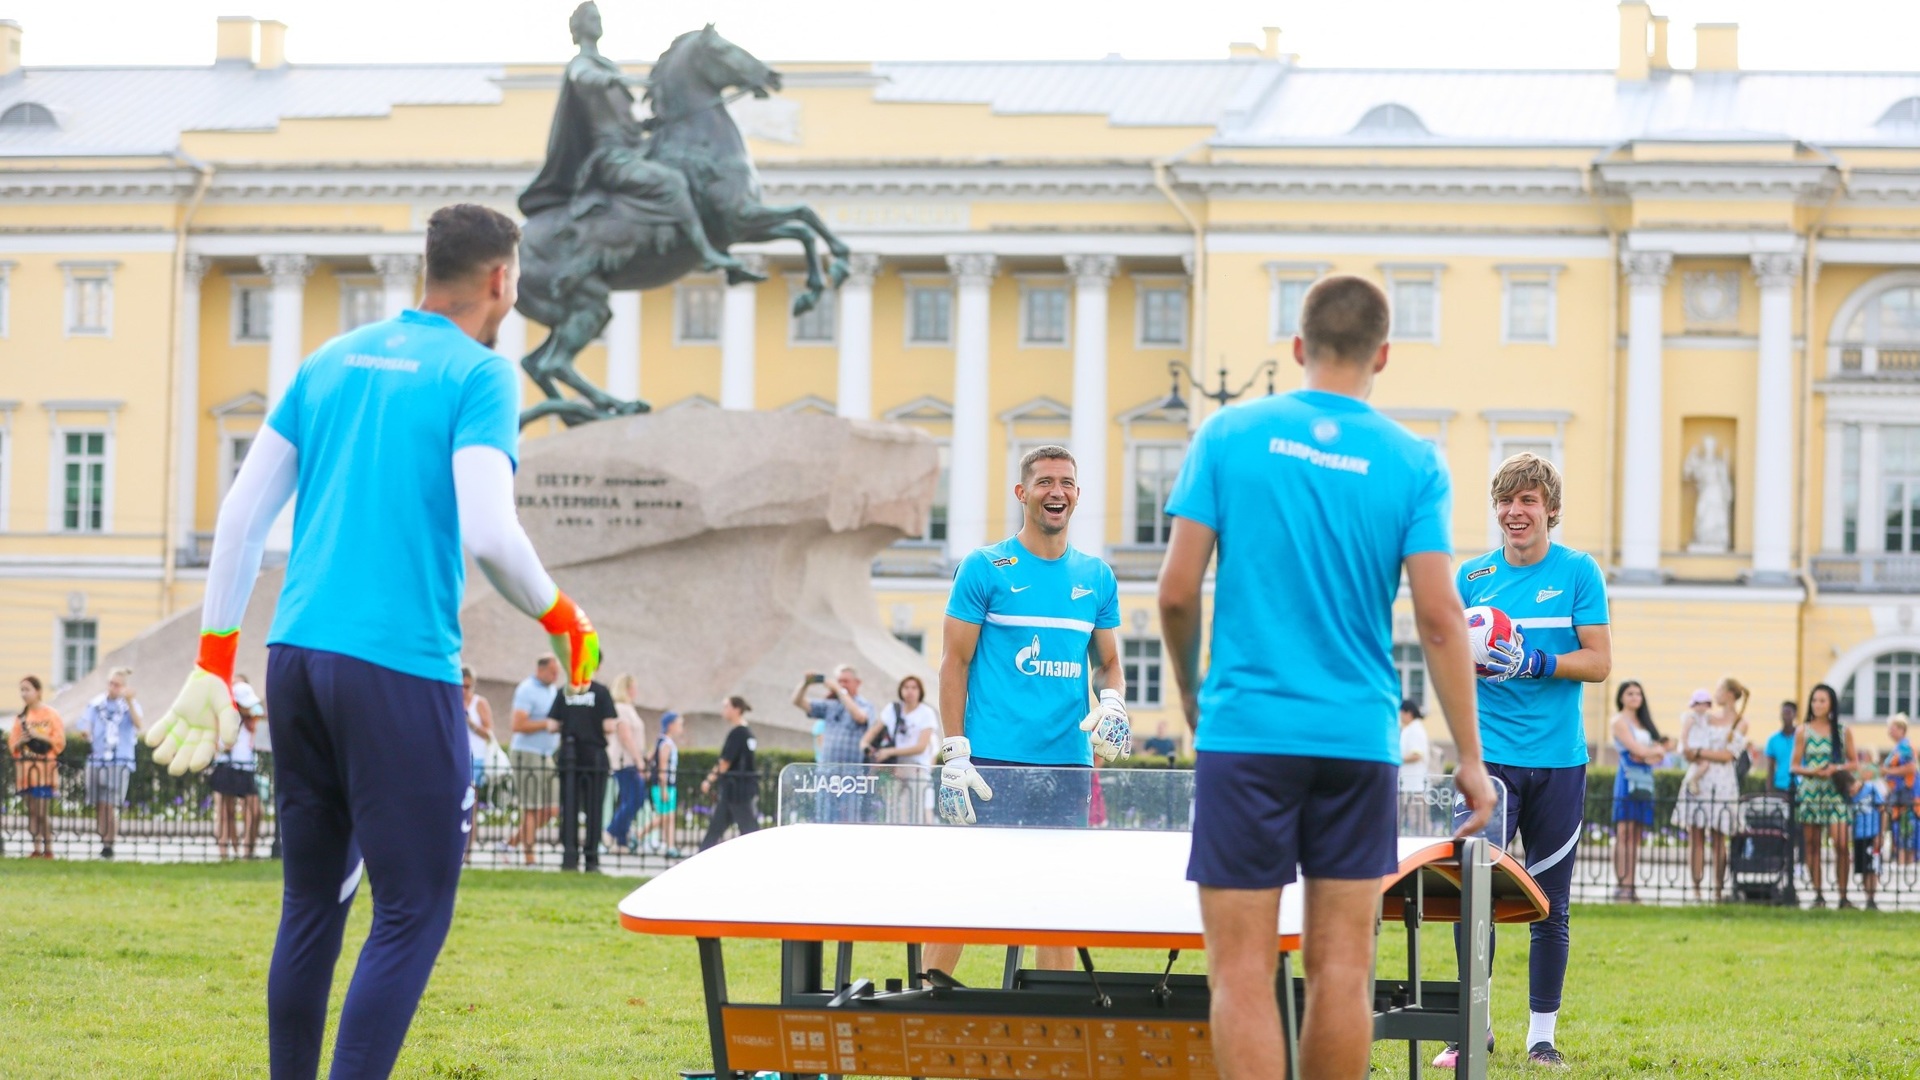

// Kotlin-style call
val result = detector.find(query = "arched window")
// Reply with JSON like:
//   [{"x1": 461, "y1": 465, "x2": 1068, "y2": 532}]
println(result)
[
  {"x1": 1842, "y1": 650, "x2": 1920, "y2": 722},
  {"x1": 1837, "y1": 284, "x2": 1920, "y2": 375},
  {"x1": 1350, "y1": 103, "x2": 1430, "y2": 136},
  {"x1": 0, "y1": 102, "x2": 56, "y2": 129},
  {"x1": 1878, "y1": 96, "x2": 1920, "y2": 131}
]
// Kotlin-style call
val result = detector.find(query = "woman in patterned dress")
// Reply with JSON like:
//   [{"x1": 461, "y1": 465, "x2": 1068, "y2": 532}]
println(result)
[
  {"x1": 1671, "y1": 677, "x2": 1749, "y2": 902},
  {"x1": 1791, "y1": 683, "x2": 1855, "y2": 908}
]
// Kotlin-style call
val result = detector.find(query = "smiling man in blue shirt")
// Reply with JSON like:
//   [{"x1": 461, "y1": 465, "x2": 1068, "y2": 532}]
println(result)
[{"x1": 1443, "y1": 452, "x2": 1612, "y2": 1070}]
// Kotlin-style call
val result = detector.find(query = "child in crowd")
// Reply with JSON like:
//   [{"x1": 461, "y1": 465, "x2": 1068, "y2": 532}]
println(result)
[
  {"x1": 638, "y1": 711, "x2": 684, "y2": 859},
  {"x1": 1848, "y1": 751, "x2": 1884, "y2": 911},
  {"x1": 1883, "y1": 714, "x2": 1916, "y2": 865}
]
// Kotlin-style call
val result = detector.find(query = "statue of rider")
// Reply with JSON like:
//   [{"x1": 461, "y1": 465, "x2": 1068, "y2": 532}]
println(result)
[{"x1": 520, "y1": 1, "x2": 764, "y2": 285}]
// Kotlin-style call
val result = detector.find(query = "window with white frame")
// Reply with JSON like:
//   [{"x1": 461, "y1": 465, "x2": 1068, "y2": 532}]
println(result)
[
  {"x1": 1393, "y1": 642, "x2": 1428, "y2": 708},
  {"x1": 1122, "y1": 637, "x2": 1163, "y2": 708},
  {"x1": 893, "y1": 630, "x2": 926, "y2": 655},
  {"x1": 1384, "y1": 268, "x2": 1440, "y2": 342},
  {"x1": 1137, "y1": 283, "x2": 1187, "y2": 347},
  {"x1": 1500, "y1": 267, "x2": 1558, "y2": 344},
  {"x1": 66, "y1": 267, "x2": 112, "y2": 336},
  {"x1": 1021, "y1": 283, "x2": 1069, "y2": 346},
  {"x1": 925, "y1": 443, "x2": 951, "y2": 542},
  {"x1": 676, "y1": 282, "x2": 722, "y2": 343},
  {"x1": 907, "y1": 284, "x2": 952, "y2": 344},
  {"x1": 233, "y1": 282, "x2": 272, "y2": 343},
  {"x1": 1272, "y1": 277, "x2": 1314, "y2": 340},
  {"x1": 1835, "y1": 423, "x2": 1920, "y2": 554},
  {"x1": 1131, "y1": 442, "x2": 1185, "y2": 546},
  {"x1": 60, "y1": 618, "x2": 98, "y2": 686},
  {"x1": 340, "y1": 283, "x2": 384, "y2": 331},
  {"x1": 790, "y1": 286, "x2": 835, "y2": 344},
  {"x1": 60, "y1": 430, "x2": 108, "y2": 533},
  {"x1": 1838, "y1": 284, "x2": 1920, "y2": 375},
  {"x1": 224, "y1": 434, "x2": 254, "y2": 499},
  {"x1": 1873, "y1": 651, "x2": 1920, "y2": 720}
]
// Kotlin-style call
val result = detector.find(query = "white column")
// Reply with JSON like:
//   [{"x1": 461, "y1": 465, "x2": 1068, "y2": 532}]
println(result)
[
  {"x1": 946, "y1": 253, "x2": 998, "y2": 560},
  {"x1": 495, "y1": 308, "x2": 528, "y2": 364},
  {"x1": 1750, "y1": 253, "x2": 1800, "y2": 582},
  {"x1": 260, "y1": 255, "x2": 312, "y2": 408},
  {"x1": 1065, "y1": 254, "x2": 1117, "y2": 555},
  {"x1": 720, "y1": 254, "x2": 766, "y2": 411},
  {"x1": 174, "y1": 256, "x2": 209, "y2": 558},
  {"x1": 835, "y1": 254, "x2": 882, "y2": 420},
  {"x1": 371, "y1": 253, "x2": 420, "y2": 319},
  {"x1": 1618, "y1": 251, "x2": 1672, "y2": 581},
  {"x1": 605, "y1": 290, "x2": 641, "y2": 402},
  {"x1": 1860, "y1": 423, "x2": 1885, "y2": 555},
  {"x1": 1821, "y1": 420, "x2": 1845, "y2": 554}
]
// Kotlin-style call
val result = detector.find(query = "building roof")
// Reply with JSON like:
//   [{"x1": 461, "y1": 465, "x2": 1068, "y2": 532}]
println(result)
[
  {"x1": 0, "y1": 63, "x2": 505, "y2": 157},
  {"x1": 3, "y1": 56, "x2": 1920, "y2": 159}
]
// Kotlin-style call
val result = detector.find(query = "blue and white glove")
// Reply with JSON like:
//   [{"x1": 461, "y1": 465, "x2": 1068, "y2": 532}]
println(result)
[
  {"x1": 1079, "y1": 689, "x2": 1132, "y2": 762},
  {"x1": 938, "y1": 735, "x2": 993, "y2": 825},
  {"x1": 1485, "y1": 629, "x2": 1557, "y2": 684}
]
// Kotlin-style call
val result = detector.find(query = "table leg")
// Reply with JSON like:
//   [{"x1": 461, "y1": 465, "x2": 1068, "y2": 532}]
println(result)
[
  {"x1": 1277, "y1": 950, "x2": 1300, "y2": 1080},
  {"x1": 906, "y1": 942, "x2": 924, "y2": 989},
  {"x1": 1456, "y1": 837, "x2": 1491, "y2": 1080},
  {"x1": 1001, "y1": 946, "x2": 1023, "y2": 990},
  {"x1": 697, "y1": 938, "x2": 732, "y2": 1080},
  {"x1": 1408, "y1": 870, "x2": 1424, "y2": 1080}
]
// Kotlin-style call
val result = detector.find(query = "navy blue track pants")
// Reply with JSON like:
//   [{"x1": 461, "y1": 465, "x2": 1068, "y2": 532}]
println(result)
[
  {"x1": 265, "y1": 645, "x2": 470, "y2": 1080},
  {"x1": 1455, "y1": 762, "x2": 1586, "y2": 1015}
]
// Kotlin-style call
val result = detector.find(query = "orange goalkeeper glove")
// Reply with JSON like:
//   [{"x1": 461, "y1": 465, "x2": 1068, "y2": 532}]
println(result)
[{"x1": 539, "y1": 591, "x2": 600, "y2": 691}]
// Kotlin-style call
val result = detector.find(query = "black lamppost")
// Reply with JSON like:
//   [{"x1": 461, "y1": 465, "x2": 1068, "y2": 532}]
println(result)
[{"x1": 1162, "y1": 358, "x2": 1279, "y2": 413}]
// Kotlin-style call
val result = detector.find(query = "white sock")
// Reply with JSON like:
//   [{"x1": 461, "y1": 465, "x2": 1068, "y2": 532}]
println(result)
[{"x1": 1528, "y1": 1010, "x2": 1559, "y2": 1048}]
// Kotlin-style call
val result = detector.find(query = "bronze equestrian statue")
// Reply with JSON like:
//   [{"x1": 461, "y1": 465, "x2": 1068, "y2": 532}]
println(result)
[{"x1": 514, "y1": 3, "x2": 853, "y2": 427}]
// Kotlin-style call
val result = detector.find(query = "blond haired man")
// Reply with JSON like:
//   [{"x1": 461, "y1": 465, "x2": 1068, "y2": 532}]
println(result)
[{"x1": 1442, "y1": 452, "x2": 1612, "y2": 1069}]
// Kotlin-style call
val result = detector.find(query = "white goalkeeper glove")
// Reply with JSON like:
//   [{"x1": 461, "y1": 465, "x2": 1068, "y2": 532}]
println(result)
[
  {"x1": 146, "y1": 631, "x2": 242, "y2": 777},
  {"x1": 938, "y1": 735, "x2": 993, "y2": 825},
  {"x1": 1079, "y1": 689, "x2": 1132, "y2": 763}
]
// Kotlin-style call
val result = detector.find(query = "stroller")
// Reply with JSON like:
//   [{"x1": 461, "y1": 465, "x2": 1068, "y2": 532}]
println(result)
[{"x1": 1730, "y1": 792, "x2": 1796, "y2": 904}]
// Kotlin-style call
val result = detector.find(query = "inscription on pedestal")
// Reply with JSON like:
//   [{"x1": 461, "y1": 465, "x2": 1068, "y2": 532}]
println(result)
[{"x1": 517, "y1": 471, "x2": 687, "y2": 530}]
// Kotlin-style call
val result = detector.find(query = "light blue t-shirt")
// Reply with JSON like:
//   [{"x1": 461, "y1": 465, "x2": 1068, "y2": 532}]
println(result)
[
  {"x1": 508, "y1": 675, "x2": 561, "y2": 756},
  {"x1": 1165, "y1": 390, "x2": 1452, "y2": 765},
  {"x1": 1765, "y1": 730, "x2": 1798, "y2": 790},
  {"x1": 266, "y1": 310, "x2": 520, "y2": 684},
  {"x1": 946, "y1": 535, "x2": 1120, "y2": 766},
  {"x1": 1455, "y1": 543, "x2": 1609, "y2": 769}
]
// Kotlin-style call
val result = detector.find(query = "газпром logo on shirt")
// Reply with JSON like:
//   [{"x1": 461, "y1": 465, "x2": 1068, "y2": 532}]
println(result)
[{"x1": 1014, "y1": 635, "x2": 1083, "y2": 679}]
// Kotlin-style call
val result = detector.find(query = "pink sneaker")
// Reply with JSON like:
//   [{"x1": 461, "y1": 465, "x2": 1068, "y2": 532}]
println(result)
[{"x1": 1431, "y1": 1034, "x2": 1495, "y2": 1070}]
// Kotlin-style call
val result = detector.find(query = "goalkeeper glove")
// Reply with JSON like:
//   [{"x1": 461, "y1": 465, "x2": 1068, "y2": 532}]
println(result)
[
  {"x1": 1079, "y1": 689, "x2": 1132, "y2": 762},
  {"x1": 539, "y1": 591, "x2": 600, "y2": 691},
  {"x1": 1485, "y1": 629, "x2": 1556, "y2": 684},
  {"x1": 146, "y1": 630, "x2": 242, "y2": 777},
  {"x1": 937, "y1": 736, "x2": 993, "y2": 826}
]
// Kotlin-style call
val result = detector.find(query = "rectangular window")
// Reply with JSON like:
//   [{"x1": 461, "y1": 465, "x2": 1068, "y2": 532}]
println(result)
[
  {"x1": 926, "y1": 443, "x2": 951, "y2": 542},
  {"x1": 1132, "y1": 443, "x2": 1185, "y2": 545},
  {"x1": 677, "y1": 283, "x2": 722, "y2": 343},
  {"x1": 1139, "y1": 286, "x2": 1187, "y2": 346},
  {"x1": 341, "y1": 284, "x2": 384, "y2": 331},
  {"x1": 1122, "y1": 637, "x2": 1163, "y2": 707},
  {"x1": 1843, "y1": 423, "x2": 1860, "y2": 554},
  {"x1": 1272, "y1": 278, "x2": 1313, "y2": 339},
  {"x1": 228, "y1": 435, "x2": 254, "y2": 495},
  {"x1": 792, "y1": 288, "x2": 836, "y2": 343},
  {"x1": 1886, "y1": 425, "x2": 1920, "y2": 554},
  {"x1": 1389, "y1": 273, "x2": 1439, "y2": 342},
  {"x1": 61, "y1": 618, "x2": 98, "y2": 686},
  {"x1": 907, "y1": 286, "x2": 952, "y2": 344},
  {"x1": 61, "y1": 430, "x2": 107, "y2": 533},
  {"x1": 1022, "y1": 285, "x2": 1068, "y2": 346},
  {"x1": 1393, "y1": 642, "x2": 1428, "y2": 708},
  {"x1": 69, "y1": 272, "x2": 112, "y2": 335},
  {"x1": 1504, "y1": 278, "x2": 1554, "y2": 343},
  {"x1": 235, "y1": 285, "x2": 272, "y2": 342},
  {"x1": 1874, "y1": 651, "x2": 1920, "y2": 720},
  {"x1": 893, "y1": 630, "x2": 926, "y2": 655}
]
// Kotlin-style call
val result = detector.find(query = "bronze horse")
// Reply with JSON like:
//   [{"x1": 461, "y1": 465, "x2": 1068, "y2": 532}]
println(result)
[{"x1": 514, "y1": 25, "x2": 852, "y2": 426}]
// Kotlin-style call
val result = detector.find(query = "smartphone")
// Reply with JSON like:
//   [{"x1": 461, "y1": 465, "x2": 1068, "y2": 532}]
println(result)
[{"x1": 807, "y1": 673, "x2": 826, "y2": 684}]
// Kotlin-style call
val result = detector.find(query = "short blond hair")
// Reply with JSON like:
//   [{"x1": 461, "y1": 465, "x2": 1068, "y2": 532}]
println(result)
[
  {"x1": 107, "y1": 667, "x2": 133, "y2": 682},
  {"x1": 1490, "y1": 452, "x2": 1563, "y2": 530}
]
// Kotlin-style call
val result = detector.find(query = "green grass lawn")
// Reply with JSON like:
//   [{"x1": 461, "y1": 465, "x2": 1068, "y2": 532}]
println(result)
[{"x1": 4, "y1": 859, "x2": 1919, "y2": 1078}]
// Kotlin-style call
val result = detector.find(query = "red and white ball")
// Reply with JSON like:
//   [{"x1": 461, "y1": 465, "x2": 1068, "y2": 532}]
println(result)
[{"x1": 1464, "y1": 606, "x2": 1517, "y2": 677}]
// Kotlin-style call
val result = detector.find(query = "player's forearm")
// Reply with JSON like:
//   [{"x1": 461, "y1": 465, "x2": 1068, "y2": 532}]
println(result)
[
  {"x1": 939, "y1": 654, "x2": 970, "y2": 741},
  {"x1": 454, "y1": 446, "x2": 561, "y2": 620},
  {"x1": 1158, "y1": 594, "x2": 1203, "y2": 725},
  {"x1": 202, "y1": 426, "x2": 299, "y2": 635},
  {"x1": 1549, "y1": 649, "x2": 1611, "y2": 683}
]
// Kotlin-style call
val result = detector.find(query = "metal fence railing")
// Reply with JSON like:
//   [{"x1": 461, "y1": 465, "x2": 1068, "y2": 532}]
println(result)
[{"x1": 1, "y1": 753, "x2": 781, "y2": 868}]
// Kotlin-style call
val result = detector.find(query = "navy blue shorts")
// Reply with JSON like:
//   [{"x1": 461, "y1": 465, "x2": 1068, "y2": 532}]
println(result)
[
  {"x1": 970, "y1": 756, "x2": 1091, "y2": 828},
  {"x1": 1188, "y1": 750, "x2": 1398, "y2": 889}
]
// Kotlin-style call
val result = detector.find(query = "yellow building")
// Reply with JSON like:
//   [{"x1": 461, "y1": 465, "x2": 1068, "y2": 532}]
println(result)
[{"x1": 2, "y1": 6, "x2": 1918, "y2": 754}]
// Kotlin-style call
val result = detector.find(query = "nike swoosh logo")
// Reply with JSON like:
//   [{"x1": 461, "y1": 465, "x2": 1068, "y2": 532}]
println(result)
[
  {"x1": 1536, "y1": 589, "x2": 1562, "y2": 603},
  {"x1": 1010, "y1": 585, "x2": 1030, "y2": 593},
  {"x1": 1071, "y1": 587, "x2": 1093, "y2": 600}
]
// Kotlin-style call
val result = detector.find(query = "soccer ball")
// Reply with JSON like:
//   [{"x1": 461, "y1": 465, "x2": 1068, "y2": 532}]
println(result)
[{"x1": 1464, "y1": 606, "x2": 1516, "y2": 677}]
